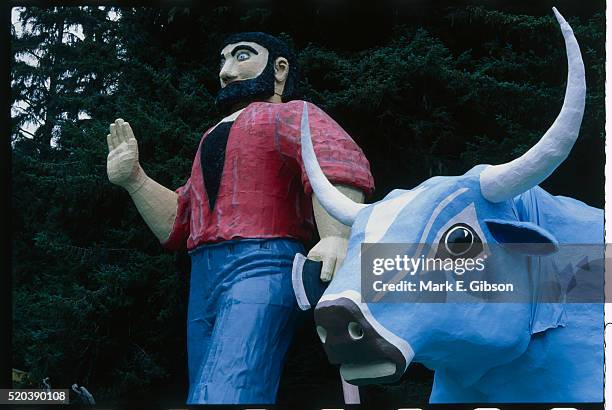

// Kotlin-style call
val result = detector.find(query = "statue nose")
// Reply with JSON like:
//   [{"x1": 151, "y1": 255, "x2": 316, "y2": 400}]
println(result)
[
  {"x1": 313, "y1": 294, "x2": 409, "y2": 385},
  {"x1": 314, "y1": 297, "x2": 373, "y2": 363},
  {"x1": 315, "y1": 321, "x2": 363, "y2": 345},
  {"x1": 219, "y1": 64, "x2": 238, "y2": 85},
  {"x1": 220, "y1": 74, "x2": 237, "y2": 86}
]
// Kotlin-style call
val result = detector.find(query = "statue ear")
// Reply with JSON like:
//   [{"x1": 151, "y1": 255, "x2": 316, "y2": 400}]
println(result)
[
  {"x1": 485, "y1": 218, "x2": 566, "y2": 334},
  {"x1": 484, "y1": 219, "x2": 558, "y2": 255},
  {"x1": 274, "y1": 57, "x2": 289, "y2": 83}
]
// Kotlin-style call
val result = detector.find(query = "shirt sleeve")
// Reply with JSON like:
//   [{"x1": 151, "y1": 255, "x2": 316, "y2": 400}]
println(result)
[
  {"x1": 276, "y1": 101, "x2": 375, "y2": 197},
  {"x1": 160, "y1": 178, "x2": 191, "y2": 251}
]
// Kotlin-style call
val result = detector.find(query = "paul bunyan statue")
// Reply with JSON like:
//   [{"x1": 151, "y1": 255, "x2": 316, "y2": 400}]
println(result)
[{"x1": 105, "y1": 32, "x2": 374, "y2": 404}]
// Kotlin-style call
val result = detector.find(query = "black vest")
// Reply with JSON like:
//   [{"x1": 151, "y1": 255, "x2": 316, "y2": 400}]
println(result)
[{"x1": 200, "y1": 121, "x2": 233, "y2": 210}]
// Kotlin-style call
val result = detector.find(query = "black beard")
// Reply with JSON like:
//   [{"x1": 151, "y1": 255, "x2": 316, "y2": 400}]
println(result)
[{"x1": 215, "y1": 62, "x2": 276, "y2": 114}]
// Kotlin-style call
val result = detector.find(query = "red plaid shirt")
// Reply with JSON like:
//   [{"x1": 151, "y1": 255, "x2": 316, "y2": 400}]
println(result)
[{"x1": 162, "y1": 100, "x2": 374, "y2": 251}]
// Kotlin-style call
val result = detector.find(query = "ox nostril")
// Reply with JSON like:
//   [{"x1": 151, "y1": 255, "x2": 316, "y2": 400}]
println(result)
[
  {"x1": 348, "y1": 321, "x2": 364, "y2": 340},
  {"x1": 316, "y1": 325, "x2": 327, "y2": 343}
]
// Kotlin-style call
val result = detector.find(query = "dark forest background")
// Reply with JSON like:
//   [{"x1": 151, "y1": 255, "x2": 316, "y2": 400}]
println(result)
[{"x1": 10, "y1": 1, "x2": 605, "y2": 407}]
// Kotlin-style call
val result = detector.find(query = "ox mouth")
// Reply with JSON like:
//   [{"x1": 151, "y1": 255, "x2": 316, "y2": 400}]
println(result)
[{"x1": 340, "y1": 360, "x2": 398, "y2": 385}]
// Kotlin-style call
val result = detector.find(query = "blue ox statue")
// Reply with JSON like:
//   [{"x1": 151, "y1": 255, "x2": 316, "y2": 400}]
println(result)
[{"x1": 300, "y1": 8, "x2": 603, "y2": 403}]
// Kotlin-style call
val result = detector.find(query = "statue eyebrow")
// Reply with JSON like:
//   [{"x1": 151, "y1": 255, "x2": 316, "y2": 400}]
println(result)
[{"x1": 230, "y1": 45, "x2": 259, "y2": 56}]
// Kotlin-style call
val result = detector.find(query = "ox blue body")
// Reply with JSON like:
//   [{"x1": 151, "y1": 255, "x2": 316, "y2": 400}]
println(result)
[{"x1": 324, "y1": 167, "x2": 603, "y2": 402}]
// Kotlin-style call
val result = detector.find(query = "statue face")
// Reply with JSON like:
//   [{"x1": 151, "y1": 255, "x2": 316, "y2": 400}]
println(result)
[
  {"x1": 219, "y1": 42, "x2": 270, "y2": 88},
  {"x1": 215, "y1": 41, "x2": 277, "y2": 113}
]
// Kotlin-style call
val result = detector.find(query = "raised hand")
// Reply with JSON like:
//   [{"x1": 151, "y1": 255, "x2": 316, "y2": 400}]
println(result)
[{"x1": 106, "y1": 118, "x2": 143, "y2": 191}]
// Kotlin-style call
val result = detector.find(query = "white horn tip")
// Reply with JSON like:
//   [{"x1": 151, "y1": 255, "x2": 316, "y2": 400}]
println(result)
[{"x1": 552, "y1": 7, "x2": 570, "y2": 31}]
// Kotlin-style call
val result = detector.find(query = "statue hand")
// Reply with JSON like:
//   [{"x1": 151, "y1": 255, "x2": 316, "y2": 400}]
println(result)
[
  {"x1": 106, "y1": 118, "x2": 143, "y2": 192},
  {"x1": 308, "y1": 236, "x2": 349, "y2": 282}
]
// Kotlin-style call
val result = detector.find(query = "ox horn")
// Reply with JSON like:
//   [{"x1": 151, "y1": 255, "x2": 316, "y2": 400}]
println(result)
[
  {"x1": 301, "y1": 102, "x2": 367, "y2": 225},
  {"x1": 480, "y1": 8, "x2": 586, "y2": 203}
]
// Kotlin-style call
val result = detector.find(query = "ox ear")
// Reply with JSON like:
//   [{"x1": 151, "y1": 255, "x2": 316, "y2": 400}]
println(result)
[{"x1": 484, "y1": 219, "x2": 559, "y2": 255}]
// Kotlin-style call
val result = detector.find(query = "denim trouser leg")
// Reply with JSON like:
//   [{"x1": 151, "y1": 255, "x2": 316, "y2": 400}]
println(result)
[{"x1": 186, "y1": 238, "x2": 304, "y2": 404}]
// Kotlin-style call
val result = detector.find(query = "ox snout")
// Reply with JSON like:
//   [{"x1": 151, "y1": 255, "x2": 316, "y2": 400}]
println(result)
[{"x1": 314, "y1": 293, "x2": 412, "y2": 385}]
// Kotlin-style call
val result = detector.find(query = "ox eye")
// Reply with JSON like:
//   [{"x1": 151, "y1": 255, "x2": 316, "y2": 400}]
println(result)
[{"x1": 440, "y1": 223, "x2": 482, "y2": 258}]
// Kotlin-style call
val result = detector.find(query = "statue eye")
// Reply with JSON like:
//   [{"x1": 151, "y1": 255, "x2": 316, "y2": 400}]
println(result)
[
  {"x1": 440, "y1": 223, "x2": 482, "y2": 257},
  {"x1": 236, "y1": 51, "x2": 250, "y2": 61}
]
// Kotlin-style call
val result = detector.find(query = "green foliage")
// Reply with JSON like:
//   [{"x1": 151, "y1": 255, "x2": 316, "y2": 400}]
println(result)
[{"x1": 11, "y1": 4, "x2": 604, "y2": 405}]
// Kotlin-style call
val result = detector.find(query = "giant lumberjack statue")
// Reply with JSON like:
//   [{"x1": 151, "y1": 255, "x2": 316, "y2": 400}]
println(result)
[{"x1": 105, "y1": 32, "x2": 374, "y2": 404}]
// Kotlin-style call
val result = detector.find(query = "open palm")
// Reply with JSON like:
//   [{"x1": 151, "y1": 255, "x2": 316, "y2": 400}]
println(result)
[{"x1": 106, "y1": 118, "x2": 141, "y2": 188}]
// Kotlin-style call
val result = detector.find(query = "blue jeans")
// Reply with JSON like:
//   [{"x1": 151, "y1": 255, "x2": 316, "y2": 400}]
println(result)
[{"x1": 186, "y1": 238, "x2": 304, "y2": 404}]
